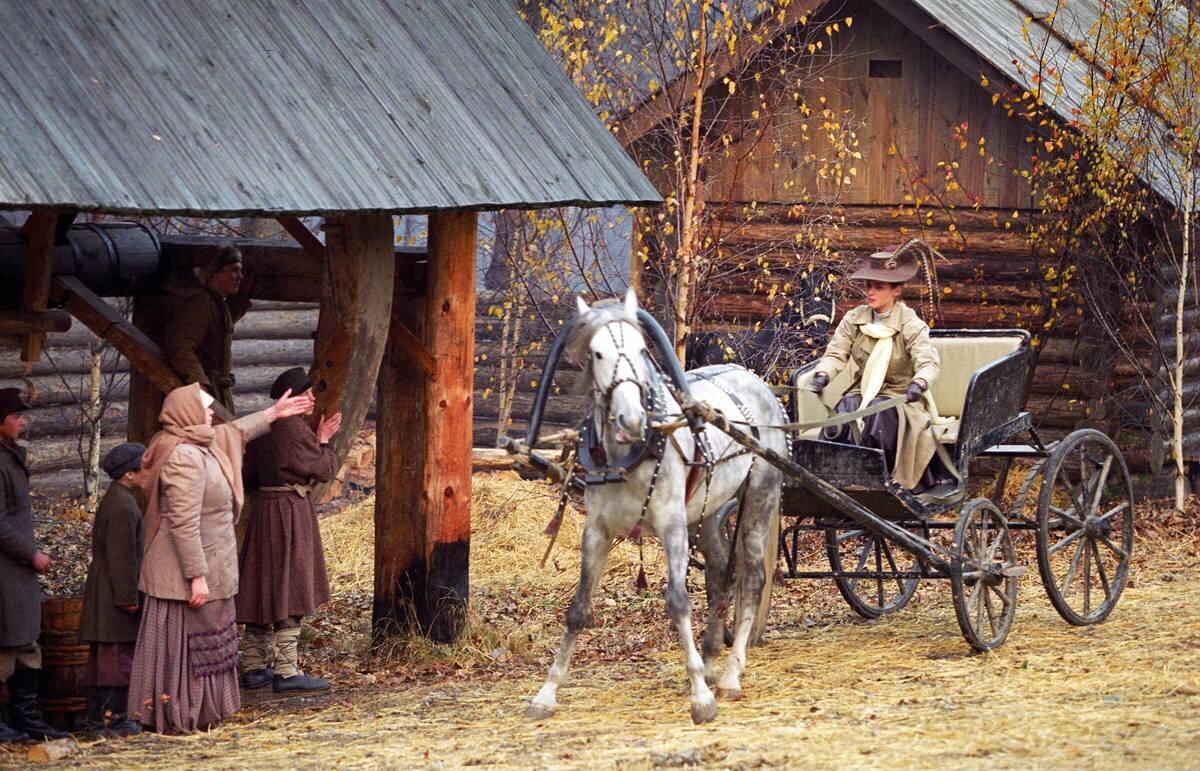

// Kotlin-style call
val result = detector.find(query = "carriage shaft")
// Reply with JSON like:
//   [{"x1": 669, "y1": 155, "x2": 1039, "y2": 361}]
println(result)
[{"x1": 685, "y1": 402, "x2": 955, "y2": 575}]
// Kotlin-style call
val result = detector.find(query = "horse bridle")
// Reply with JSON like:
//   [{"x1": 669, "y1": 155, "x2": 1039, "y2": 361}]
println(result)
[{"x1": 578, "y1": 320, "x2": 668, "y2": 484}]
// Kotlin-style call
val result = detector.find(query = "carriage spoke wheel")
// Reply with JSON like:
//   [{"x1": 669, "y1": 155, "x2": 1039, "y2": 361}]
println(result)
[
  {"x1": 951, "y1": 499, "x2": 1019, "y2": 652},
  {"x1": 1036, "y1": 429, "x2": 1134, "y2": 625},
  {"x1": 825, "y1": 523, "x2": 919, "y2": 619}
]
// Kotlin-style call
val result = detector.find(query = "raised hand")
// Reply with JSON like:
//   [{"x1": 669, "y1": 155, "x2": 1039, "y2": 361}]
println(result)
[{"x1": 316, "y1": 412, "x2": 343, "y2": 445}]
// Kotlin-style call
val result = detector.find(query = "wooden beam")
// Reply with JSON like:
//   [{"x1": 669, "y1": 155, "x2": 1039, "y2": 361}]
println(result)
[
  {"x1": 52, "y1": 276, "x2": 233, "y2": 423},
  {"x1": 0, "y1": 310, "x2": 72, "y2": 335},
  {"x1": 309, "y1": 215, "x2": 395, "y2": 478},
  {"x1": 19, "y1": 210, "x2": 57, "y2": 362},
  {"x1": 389, "y1": 321, "x2": 436, "y2": 377},
  {"x1": 276, "y1": 217, "x2": 327, "y2": 263},
  {"x1": 420, "y1": 210, "x2": 477, "y2": 641}
]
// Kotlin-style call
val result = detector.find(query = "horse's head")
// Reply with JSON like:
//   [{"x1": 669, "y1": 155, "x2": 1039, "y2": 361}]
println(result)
[{"x1": 574, "y1": 288, "x2": 652, "y2": 445}]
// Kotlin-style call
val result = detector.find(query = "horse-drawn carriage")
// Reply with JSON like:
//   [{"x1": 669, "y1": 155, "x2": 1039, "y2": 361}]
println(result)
[{"x1": 506, "y1": 292, "x2": 1135, "y2": 723}]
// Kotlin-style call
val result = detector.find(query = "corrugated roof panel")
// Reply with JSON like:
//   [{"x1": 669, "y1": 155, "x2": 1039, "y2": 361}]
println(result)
[{"x1": 0, "y1": 0, "x2": 661, "y2": 216}]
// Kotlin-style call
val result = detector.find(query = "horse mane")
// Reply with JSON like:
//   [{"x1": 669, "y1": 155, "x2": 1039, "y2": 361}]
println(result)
[{"x1": 565, "y1": 299, "x2": 639, "y2": 395}]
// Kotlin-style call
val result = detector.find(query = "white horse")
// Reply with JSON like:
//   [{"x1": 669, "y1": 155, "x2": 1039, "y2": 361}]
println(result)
[{"x1": 525, "y1": 289, "x2": 786, "y2": 724}]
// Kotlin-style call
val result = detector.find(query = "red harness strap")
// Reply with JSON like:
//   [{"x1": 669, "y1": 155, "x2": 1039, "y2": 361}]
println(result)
[{"x1": 684, "y1": 440, "x2": 705, "y2": 504}]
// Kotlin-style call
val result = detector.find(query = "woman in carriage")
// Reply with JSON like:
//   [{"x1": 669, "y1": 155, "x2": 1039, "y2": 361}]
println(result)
[{"x1": 808, "y1": 242, "x2": 955, "y2": 497}]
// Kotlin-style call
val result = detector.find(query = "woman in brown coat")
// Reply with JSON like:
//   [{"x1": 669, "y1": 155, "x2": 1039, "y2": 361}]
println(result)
[
  {"x1": 79, "y1": 442, "x2": 148, "y2": 737},
  {"x1": 127, "y1": 382, "x2": 314, "y2": 734},
  {"x1": 237, "y1": 367, "x2": 342, "y2": 693}
]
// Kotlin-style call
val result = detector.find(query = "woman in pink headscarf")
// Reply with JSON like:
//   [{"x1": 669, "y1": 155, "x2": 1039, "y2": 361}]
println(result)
[{"x1": 127, "y1": 383, "x2": 314, "y2": 734}]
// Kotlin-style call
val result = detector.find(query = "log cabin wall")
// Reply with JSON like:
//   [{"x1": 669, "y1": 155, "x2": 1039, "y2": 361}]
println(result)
[
  {"x1": 0, "y1": 301, "x2": 319, "y2": 493},
  {"x1": 628, "y1": 0, "x2": 1158, "y2": 466}
]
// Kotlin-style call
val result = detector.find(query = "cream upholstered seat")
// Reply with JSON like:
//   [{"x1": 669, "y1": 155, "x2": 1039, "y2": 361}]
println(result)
[{"x1": 792, "y1": 334, "x2": 1025, "y2": 444}]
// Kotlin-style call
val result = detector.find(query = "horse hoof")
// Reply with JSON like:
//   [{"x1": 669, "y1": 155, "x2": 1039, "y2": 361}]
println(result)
[
  {"x1": 716, "y1": 687, "x2": 743, "y2": 701},
  {"x1": 690, "y1": 698, "x2": 718, "y2": 724},
  {"x1": 525, "y1": 701, "x2": 557, "y2": 720}
]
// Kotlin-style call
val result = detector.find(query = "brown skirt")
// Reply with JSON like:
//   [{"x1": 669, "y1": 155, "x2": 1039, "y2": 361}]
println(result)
[
  {"x1": 236, "y1": 494, "x2": 331, "y2": 625},
  {"x1": 83, "y1": 641, "x2": 135, "y2": 688},
  {"x1": 127, "y1": 596, "x2": 240, "y2": 734}
]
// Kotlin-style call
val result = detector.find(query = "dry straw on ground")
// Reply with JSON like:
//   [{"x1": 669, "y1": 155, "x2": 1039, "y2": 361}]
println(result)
[{"x1": 9, "y1": 474, "x2": 1198, "y2": 769}]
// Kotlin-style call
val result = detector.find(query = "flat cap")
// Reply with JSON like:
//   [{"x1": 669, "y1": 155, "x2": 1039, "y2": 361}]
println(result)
[
  {"x1": 269, "y1": 367, "x2": 313, "y2": 400},
  {"x1": 0, "y1": 388, "x2": 31, "y2": 421},
  {"x1": 102, "y1": 442, "x2": 145, "y2": 480}
]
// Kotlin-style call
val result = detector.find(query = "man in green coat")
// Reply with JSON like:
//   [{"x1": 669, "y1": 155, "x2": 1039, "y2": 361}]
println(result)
[
  {"x1": 163, "y1": 245, "x2": 252, "y2": 415},
  {"x1": 79, "y1": 443, "x2": 147, "y2": 737},
  {"x1": 0, "y1": 389, "x2": 68, "y2": 743}
]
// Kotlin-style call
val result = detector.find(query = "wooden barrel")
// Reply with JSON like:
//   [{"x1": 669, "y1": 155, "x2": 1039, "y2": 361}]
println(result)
[{"x1": 38, "y1": 597, "x2": 88, "y2": 728}]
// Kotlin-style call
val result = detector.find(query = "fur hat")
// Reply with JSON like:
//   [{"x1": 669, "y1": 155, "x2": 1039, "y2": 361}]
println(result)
[{"x1": 195, "y1": 245, "x2": 243, "y2": 283}]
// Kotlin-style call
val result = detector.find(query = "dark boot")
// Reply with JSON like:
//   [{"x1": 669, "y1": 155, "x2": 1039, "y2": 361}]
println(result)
[
  {"x1": 0, "y1": 718, "x2": 30, "y2": 743},
  {"x1": 6, "y1": 669, "x2": 68, "y2": 740},
  {"x1": 272, "y1": 672, "x2": 329, "y2": 693}
]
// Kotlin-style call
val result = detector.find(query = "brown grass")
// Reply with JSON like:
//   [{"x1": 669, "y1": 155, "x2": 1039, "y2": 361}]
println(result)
[{"x1": 8, "y1": 474, "x2": 1198, "y2": 769}]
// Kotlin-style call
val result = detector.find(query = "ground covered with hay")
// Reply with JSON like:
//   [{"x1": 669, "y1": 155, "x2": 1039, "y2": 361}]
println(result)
[{"x1": 5, "y1": 473, "x2": 1199, "y2": 769}]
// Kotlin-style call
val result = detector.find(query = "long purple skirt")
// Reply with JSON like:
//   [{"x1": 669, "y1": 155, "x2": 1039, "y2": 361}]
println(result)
[{"x1": 127, "y1": 596, "x2": 240, "y2": 734}]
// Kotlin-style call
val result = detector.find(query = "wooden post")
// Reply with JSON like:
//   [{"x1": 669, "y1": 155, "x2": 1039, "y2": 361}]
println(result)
[
  {"x1": 374, "y1": 211, "x2": 476, "y2": 642},
  {"x1": 374, "y1": 253, "x2": 427, "y2": 637},
  {"x1": 309, "y1": 215, "x2": 395, "y2": 473},
  {"x1": 19, "y1": 210, "x2": 57, "y2": 363}
]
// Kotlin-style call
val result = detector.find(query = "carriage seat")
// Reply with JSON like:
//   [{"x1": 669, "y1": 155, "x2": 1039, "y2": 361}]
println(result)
[{"x1": 791, "y1": 332, "x2": 1027, "y2": 445}]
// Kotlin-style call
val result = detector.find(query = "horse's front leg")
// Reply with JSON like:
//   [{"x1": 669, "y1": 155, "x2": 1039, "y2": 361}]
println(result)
[
  {"x1": 526, "y1": 519, "x2": 613, "y2": 720},
  {"x1": 661, "y1": 515, "x2": 718, "y2": 724},
  {"x1": 717, "y1": 500, "x2": 773, "y2": 699}
]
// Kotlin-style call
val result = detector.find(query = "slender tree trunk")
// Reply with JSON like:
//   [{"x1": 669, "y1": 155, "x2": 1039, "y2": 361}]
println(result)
[
  {"x1": 1174, "y1": 167, "x2": 1192, "y2": 512},
  {"x1": 674, "y1": 2, "x2": 710, "y2": 363},
  {"x1": 84, "y1": 343, "x2": 103, "y2": 512}
]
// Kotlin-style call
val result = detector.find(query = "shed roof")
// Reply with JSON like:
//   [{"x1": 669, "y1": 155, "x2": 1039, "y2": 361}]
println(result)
[{"x1": 0, "y1": 0, "x2": 660, "y2": 217}]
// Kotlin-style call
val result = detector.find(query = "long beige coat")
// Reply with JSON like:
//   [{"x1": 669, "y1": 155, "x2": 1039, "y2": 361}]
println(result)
[
  {"x1": 138, "y1": 413, "x2": 269, "y2": 602},
  {"x1": 814, "y1": 302, "x2": 941, "y2": 488}
]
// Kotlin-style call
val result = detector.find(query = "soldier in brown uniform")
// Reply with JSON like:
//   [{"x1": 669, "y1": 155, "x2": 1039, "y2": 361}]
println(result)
[
  {"x1": 164, "y1": 245, "x2": 251, "y2": 415},
  {"x1": 79, "y1": 442, "x2": 147, "y2": 737},
  {"x1": 0, "y1": 389, "x2": 68, "y2": 743},
  {"x1": 237, "y1": 368, "x2": 342, "y2": 693}
]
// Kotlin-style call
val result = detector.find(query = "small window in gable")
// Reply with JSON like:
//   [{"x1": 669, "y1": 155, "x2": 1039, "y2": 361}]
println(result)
[{"x1": 869, "y1": 59, "x2": 903, "y2": 78}]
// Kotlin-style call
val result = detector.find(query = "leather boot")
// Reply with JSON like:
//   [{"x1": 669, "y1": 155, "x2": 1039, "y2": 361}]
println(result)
[
  {"x1": 0, "y1": 716, "x2": 30, "y2": 743},
  {"x1": 86, "y1": 687, "x2": 141, "y2": 738},
  {"x1": 6, "y1": 669, "x2": 68, "y2": 740}
]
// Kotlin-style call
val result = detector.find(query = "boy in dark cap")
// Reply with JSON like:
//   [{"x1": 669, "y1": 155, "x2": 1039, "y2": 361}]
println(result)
[
  {"x1": 163, "y1": 244, "x2": 252, "y2": 414},
  {"x1": 0, "y1": 388, "x2": 68, "y2": 743},
  {"x1": 237, "y1": 368, "x2": 342, "y2": 692},
  {"x1": 79, "y1": 442, "x2": 147, "y2": 737}
]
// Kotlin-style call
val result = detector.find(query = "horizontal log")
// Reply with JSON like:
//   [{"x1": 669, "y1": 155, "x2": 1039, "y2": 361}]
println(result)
[
  {"x1": 19, "y1": 402, "x2": 128, "y2": 440},
  {"x1": 0, "y1": 310, "x2": 71, "y2": 335},
  {"x1": 22, "y1": 434, "x2": 124, "y2": 475},
  {"x1": 233, "y1": 308, "x2": 318, "y2": 340}
]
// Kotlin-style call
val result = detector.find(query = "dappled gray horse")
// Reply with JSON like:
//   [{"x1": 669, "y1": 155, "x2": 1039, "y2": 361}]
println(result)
[{"x1": 525, "y1": 290, "x2": 786, "y2": 724}]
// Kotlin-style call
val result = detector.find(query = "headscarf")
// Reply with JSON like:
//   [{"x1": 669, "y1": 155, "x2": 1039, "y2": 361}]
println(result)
[{"x1": 139, "y1": 383, "x2": 248, "y2": 551}]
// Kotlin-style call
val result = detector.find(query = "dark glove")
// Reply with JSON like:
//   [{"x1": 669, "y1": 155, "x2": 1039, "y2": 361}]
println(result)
[
  {"x1": 810, "y1": 372, "x2": 830, "y2": 395},
  {"x1": 906, "y1": 380, "x2": 926, "y2": 403}
]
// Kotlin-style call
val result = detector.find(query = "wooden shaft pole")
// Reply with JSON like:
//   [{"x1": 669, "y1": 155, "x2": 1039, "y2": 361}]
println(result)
[{"x1": 19, "y1": 210, "x2": 57, "y2": 362}]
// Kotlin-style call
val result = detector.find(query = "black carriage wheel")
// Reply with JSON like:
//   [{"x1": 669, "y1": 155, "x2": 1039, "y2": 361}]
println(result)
[
  {"x1": 1035, "y1": 429, "x2": 1134, "y2": 625},
  {"x1": 749, "y1": 501, "x2": 780, "y2": 645},
  {"x1": 951, "y1": 498, "x2": 1019, "y2": 652},
  {"x1": 825, "y1": 523, "x2": 919, "y2": 620}
]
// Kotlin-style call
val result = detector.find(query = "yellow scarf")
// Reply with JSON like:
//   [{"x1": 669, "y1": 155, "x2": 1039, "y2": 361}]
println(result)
[{"x1": 858, "y1": 322, "x2": 896, "y2": 425}]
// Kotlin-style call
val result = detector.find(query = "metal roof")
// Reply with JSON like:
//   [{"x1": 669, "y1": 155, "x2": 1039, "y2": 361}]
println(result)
[
  {"x1": 0, "y1": 0, "x2": 661, "y2": 216},
  {"x1": 906, "y1": 0, "x2": 1196, "y2": 211}
]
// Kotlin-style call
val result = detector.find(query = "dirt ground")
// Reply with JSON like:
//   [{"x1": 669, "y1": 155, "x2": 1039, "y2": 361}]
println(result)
[{"x1": 4, "y1": 476, "x2": 1198, "y2": 769}]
